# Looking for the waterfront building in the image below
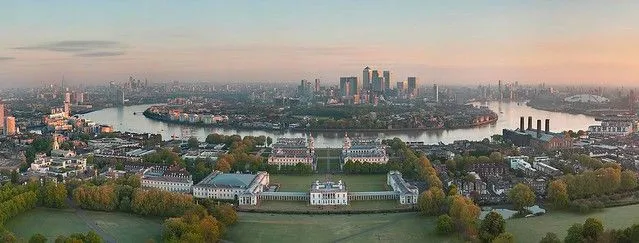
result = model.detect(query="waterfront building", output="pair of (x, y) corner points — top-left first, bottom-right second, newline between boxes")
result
(309, 180), (348, 205)
(268, 137), (315, 169)
(179, 113), (189, 122)
(192, 171), (269, 205)
(503, 118), (573, 150)
(387, 171), (419, 205)
(4, 116), (16, 136)
(141, 165), (193, 193)
(342, 134), (388, 164)
(588, 121), (634, 137)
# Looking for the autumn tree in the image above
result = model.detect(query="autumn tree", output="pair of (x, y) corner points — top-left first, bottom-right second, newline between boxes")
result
(564, 223), (584, 243)
(209, 203), (238, 226)
(28, 233), (47, 243)
(547, 180), (569, 209)
(215, 158), (232, 173)
(508, 183), (535, 212)
(449, 195), (480, 237)
(418, 187), (446, 216)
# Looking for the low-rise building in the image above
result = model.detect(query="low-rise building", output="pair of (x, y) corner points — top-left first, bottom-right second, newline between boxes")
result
(192, 171), (269, 205)
(30, 155), (88, 178)
(387, 171), (419, 205)
(268, 137), (315, 169)
(506, 156), (537, 176)
(342, 134), (388, 164)
(141, 165), (193, 193)
(309, 180), (348, 205)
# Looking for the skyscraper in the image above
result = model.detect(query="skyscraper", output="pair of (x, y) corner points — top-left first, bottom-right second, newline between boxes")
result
(64, 92), (71, 103)
(314, 79), (320, 92)
(4, 116), (15, 136)
(0, 102), (4, 131)
(407, 77), (417, 95)
(383, 71), (391, 91)
(362, 67), (372, 90)
(371, 70), (383, 92)
(339, 77), (358, 97)
(396, 81), (406, 92)
(433, 84), (439, 103)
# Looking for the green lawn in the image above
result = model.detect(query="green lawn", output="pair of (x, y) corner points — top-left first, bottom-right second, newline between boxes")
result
(5, 208), (163, 242)
(242, 200), (410, 212)
(226, 212), (462, 243)
(315, 148), (342, 157)
(270, 174), (389, 192)
(507, 204), (639, 243)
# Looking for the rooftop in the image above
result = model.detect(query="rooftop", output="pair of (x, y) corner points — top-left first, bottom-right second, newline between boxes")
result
(196, 171), (258, 189)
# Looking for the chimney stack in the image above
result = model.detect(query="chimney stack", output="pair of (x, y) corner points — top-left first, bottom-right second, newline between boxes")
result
(545, 119), (550, 134)
(537, 119), (542, 138)
(527, 116), (533, 130)
(520, 117), (525, 131)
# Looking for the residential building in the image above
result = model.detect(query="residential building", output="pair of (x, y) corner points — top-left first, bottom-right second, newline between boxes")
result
(30, 155), (88, 178)
(4, 116), (16, 136)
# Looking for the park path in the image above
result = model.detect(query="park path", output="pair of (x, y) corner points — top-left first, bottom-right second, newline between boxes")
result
(67, 198), (117, 243)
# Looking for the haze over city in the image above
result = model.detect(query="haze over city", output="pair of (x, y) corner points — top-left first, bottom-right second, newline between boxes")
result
(2, 1), (639, 87)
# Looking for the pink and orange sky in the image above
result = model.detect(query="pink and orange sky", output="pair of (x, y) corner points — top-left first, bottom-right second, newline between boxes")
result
(1, 1), (639, 87)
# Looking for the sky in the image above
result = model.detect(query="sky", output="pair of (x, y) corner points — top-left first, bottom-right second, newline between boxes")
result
(1, 1), (639, 87)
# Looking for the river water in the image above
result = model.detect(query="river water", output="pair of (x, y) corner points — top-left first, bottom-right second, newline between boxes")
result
(80, 102), (597, 147)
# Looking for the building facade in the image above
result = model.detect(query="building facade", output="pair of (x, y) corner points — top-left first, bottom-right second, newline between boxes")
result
(342, 134), (388, 164)
(192, 171), (269, 205)
(141, 165), (193, 193)
(309, 180), (348, 205)
(268, 137), (315, 169)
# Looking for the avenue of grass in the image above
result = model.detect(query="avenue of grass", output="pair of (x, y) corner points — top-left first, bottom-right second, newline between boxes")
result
(270, 174), (389, 192)
(506, 204), (639, 243)
(227, 212), (462, 243)
(5, 208), (163, 242)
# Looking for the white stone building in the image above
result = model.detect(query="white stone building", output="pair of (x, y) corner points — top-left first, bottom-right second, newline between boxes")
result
(387, 171), (419, 205)
(141, 165), (193, 193)
(30, 155), (88, 178)
(588, 121), (634, 137)
(309, 180), (348, 205)
(342, 134), (389, 164)
(267, 137), (315, 169)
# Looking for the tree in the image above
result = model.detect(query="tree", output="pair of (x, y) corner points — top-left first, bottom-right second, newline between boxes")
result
(29, 233), (47, 243)
(449, 195), (480, 237)
(10, 170), (18, 184)
(187, 137), (199, 149)
(418, 187), (446, 216)
(85, 231), (103, 243)
(480, 211), (505, 243)
(582, 217), (604, 241)
(266, 137), (273, 147)
(448, 185), (459, 196)
(489, 152), (503, 163)
(508, 183), (535, 212)
(492, 232), (514, 243)
(620, 170), (638, 191)
(547, 180), (569, 209)
(26, 233), (46, 243)
(436, 214), (455, 235)
(215, 158), (232, 173)
(564, 223), (584, 243)
(209, 203), (238, 226)
(539, 232), (561, 243)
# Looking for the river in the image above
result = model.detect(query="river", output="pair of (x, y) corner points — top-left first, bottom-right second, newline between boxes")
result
(80, 102), (597, 147)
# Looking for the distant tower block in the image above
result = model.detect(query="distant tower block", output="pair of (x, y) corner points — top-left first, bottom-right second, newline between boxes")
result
(180, 127), (191, 142)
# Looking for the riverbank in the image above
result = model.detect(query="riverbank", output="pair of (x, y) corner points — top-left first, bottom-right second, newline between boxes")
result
(143, 109), (499, 133)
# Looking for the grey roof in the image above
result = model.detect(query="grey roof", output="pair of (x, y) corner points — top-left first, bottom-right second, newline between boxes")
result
(195, 171), (257, 189)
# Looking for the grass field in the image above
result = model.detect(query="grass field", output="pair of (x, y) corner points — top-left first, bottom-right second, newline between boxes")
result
(270, 174), (389, 192)
(315, 148), (342, 157)
(242, 200), (410, 212)
(226, 212), (462, 243)
(507, 204), (639, 243)
(5, 208), (163, 242)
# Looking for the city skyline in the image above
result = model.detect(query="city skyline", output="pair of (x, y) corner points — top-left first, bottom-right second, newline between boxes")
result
(2, 1), (639, 87)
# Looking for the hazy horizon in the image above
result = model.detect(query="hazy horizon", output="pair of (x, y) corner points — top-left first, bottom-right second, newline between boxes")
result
(2, 1), (639, 88)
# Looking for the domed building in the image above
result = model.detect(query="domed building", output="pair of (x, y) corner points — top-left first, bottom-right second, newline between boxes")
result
(563, 94), (610, 103)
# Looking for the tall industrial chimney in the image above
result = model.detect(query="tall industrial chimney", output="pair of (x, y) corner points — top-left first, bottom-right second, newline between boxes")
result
(537, 119), (542, 138)
(545, 119), (550, 134)
(520, 117), (525, 131)
(527, 116), (533, 130)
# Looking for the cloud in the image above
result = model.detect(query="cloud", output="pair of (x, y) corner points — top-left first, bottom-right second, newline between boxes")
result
(13, 40), (126, 57)
(75, 51), (126, 57)
(0, 56), (15, 61)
